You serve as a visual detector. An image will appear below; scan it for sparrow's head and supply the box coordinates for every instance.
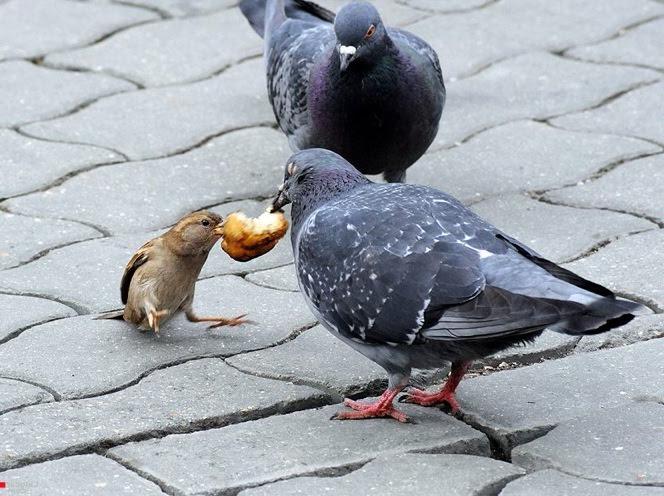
[334,1,387,72]
[272,149,369,225]
[168,210,224,255]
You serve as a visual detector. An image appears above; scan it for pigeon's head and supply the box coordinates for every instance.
[272,149,369,221]
[334,1,387,72]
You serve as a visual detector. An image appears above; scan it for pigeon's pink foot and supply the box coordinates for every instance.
[331,388,411,423]
[400,360,470,414]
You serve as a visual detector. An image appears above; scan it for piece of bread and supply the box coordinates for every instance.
[221,211,289,261]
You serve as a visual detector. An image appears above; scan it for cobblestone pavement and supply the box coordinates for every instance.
[1,0,663,494]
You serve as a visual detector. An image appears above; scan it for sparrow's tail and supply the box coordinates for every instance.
[93,310,125,321]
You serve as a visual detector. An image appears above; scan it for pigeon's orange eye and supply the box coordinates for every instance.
[365,24,376,38]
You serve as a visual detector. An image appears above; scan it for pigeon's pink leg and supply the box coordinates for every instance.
[332,387,411,423]
[400,360,471,413]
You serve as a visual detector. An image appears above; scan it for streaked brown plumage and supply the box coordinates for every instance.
[99,211,249,334]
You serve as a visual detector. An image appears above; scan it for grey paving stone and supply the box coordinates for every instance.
[227,325,385,397]
[546,154,664,223]
[552,81,664,145]
[576,314,664,353]
[46,9,262,87]
[121,0,236,17]
[6,128,289,234]
[0,61,134,127]
[475,332,580,369]
[0,378,53,414]
[0,294,76,342]
[512,402,664,485]
[0,0,156,61]
[409,120,658,202]
[567,18,664,71]
[0,129,122,198]
[500,469,664,496]
[245,264,298,292]
[323,0,425,26]
[0,454,167,496]
[0,211,101,270]
[408,0,663,79]
[0,359,327,471]
[455,339,664,453]
[564,230,664,310]
[0,276,315,398]
[108,403,489,496]
[22,59,275,160]
[240,453,525,496]
[397,0,491,13]
[470,193,654,263]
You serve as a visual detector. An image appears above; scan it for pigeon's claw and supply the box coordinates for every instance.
[399,387,460,413]
[331,388,412,423]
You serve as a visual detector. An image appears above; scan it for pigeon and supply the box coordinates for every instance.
[272,149,643,422]
[239,0,446,183]
[96,211,250,334]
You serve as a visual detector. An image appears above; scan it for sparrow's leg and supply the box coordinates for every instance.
[145,305,169,335]
[184,309,252,329]
[399,360,471,413]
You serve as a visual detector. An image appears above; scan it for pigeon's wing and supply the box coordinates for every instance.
[389,27,445,91]
[120,240,154,305]
[291,0,335,22]
[295,191,486,345]
[240,0,333,37]
[266,22,333,149]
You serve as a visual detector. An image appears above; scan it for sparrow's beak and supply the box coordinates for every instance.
[339,45,357,72]
[213,221,226,237]
[271,184,290,212]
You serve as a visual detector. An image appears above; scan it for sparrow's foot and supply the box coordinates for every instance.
[147,309,169,335]
[207,314,253,329]
[399,387,460,413]
[331,388,412,423]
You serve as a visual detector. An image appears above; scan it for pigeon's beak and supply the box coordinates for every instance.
[339,45,357,72]
[271,184,290,212]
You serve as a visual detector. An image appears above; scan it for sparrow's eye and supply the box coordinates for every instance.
[365,24,376,38]
[201,219,210,227]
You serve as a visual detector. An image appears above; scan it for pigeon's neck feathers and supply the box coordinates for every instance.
[292,169,370,228]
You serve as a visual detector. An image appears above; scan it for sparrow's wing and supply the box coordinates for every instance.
[120,240,154,305]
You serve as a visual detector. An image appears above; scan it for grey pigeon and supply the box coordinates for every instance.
[272,149,643,422]
[239,0,445,183]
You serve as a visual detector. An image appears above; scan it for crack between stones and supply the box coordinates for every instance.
[0,202,110,237]
[559,51,664,75]
[240,268,300,292]
[109,0,171,19]
[37,59,146,89]
[543,118,664,150]
[532,466,664,488]
[394,0,500,17]
[0,290,85,315]
[0,315,71,346]
[0,375,62,402]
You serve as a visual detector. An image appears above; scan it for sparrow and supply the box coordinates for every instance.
[97,211,250,334]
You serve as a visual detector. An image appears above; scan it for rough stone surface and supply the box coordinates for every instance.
[456,339,664,452]
[408,0,664,79]
[567,18,664,71]
[409,120,659,202]
[6,128,290,234]
[501,469,664,496]
[0,378,53,414]
[513,402,664,485]
[0,278,315,398]
[430,53,658,150]
[46,9,262,87]
[22,59,274,160]
[565,230,664,310]
[576,314,664,353]
[546,154,664,224]
[0,359,327,470]
[0,294,76,342]
[0,211,101,270]
[120,0,239,17]
[0,129,122,198]
[323,0,425,26]
[552,81,664,145]
[240,454,525,496]
[474,332,580,369]
[0,455,167,495]
[0,0,157,61]
[108,403,489,496]
[0,60,134,127]
[470,193,654,263]
[245,264,298,292]
[397,0,491,13]
[228,325,385,397]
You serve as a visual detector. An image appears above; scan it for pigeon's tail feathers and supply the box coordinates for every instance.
[239,0,333,38]
[551,296,643,336]
[93,310,125,321]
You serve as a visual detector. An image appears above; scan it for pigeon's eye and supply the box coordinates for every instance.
[201,219,210,227]
[365,24,376,38]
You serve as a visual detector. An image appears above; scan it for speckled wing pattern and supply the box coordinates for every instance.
[266,21,334,150]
